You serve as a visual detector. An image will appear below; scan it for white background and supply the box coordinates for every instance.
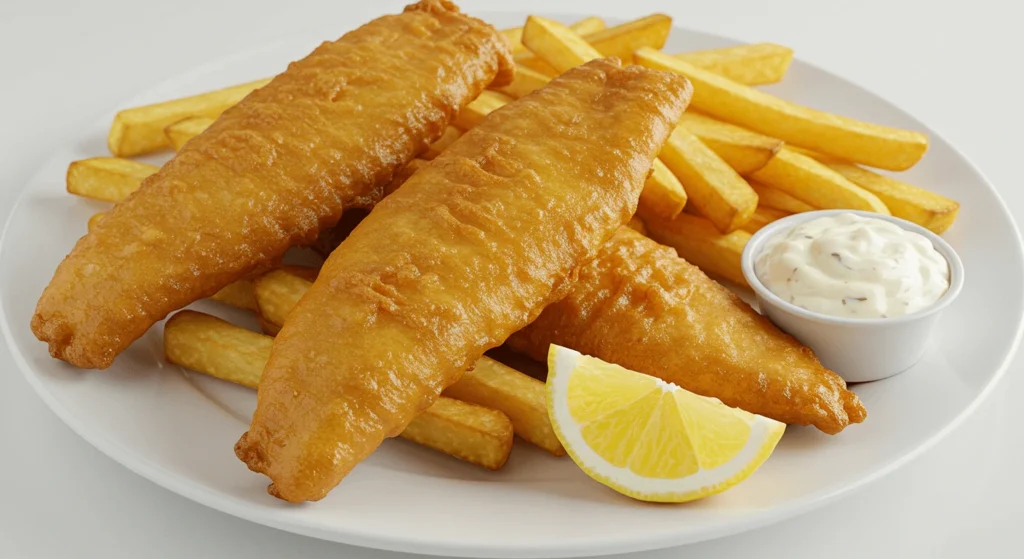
[0,0,1019,557]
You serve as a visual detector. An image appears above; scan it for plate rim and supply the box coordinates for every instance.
[2,16,1022,558]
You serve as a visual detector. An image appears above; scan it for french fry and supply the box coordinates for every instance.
[213,266,315,313]
[164,311,274,388]
[626,216,647,236]
[657,126,758,233]
[453,91,511,130]
[108,78,270,157]
[520,21,687,220]
[823,162,960,233]
[444,357,565,456]
[165,116,214,150]
[678,113,782,175]
[494,64,551,99]
[252,268,318,327]
[785,145,845,163]
[676,43,794,86]
[749,181,815,213]
[521,16,603,74]
[398,397,513,470]
[209,279,259,312]
[87,212,106,232]
[501,27,528,55]
[739,206,790,234]
[644,212,750,286]
[66,158,157,203]
[565,16,606,38]
[423,126,462,159]
[637,158,687,219]
[750,148,890,213]
[517,15,665,75]
[515,17,606,75]
[257,315,281,336]
[504,16,606,57]
[584,14,672,60]
[634,48,929,171]
[164,311,512,470]
[254,269,560,454]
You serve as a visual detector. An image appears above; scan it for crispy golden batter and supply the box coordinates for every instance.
[31,0,513,369]
[235,58,693,502]
[508,228,866,434]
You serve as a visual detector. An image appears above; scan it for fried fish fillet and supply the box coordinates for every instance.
[32,0,513,369]
[235,58,693,502]
[508,227,866,434]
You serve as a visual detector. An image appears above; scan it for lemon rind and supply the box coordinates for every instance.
[547,345,786,503]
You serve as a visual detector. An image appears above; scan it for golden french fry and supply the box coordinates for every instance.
[444,357,564,456]
[657,126,757,233]
[637,158,687,219]
[518,22,688,220]
[254,269,557,454]
[252,268,316,327]
[634,48,928,171]
[209,279,259,312]
[494,64,551,99]
[514,17,606,75]
[644,212,750,286]
[165,116,214,150]
[66,157,157,203]
[750,148,889,213]
[740,206,790,234]
[584,14,671,60]
[678,113,782,175]
[501,27,528,55]
[749,181,815,213]
[521,15,603,74]
[398,397,513,470]
[257,315,281,336]
[785,145,845,163]
[677,43,794,86]
[108,78,270,157]
[164,310,273,388]
[504,16,605,58]
[163,311,512,470]
[87,212,106,232]
[626,216,647,236]
[453,91,512,130]
[423,126,462,160]
[823,163,960,233]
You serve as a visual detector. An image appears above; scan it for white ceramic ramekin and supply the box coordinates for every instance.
[741,210,964,383]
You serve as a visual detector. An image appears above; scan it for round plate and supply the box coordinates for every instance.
[2,13,1021,559]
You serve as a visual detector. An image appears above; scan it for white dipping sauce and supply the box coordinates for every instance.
[754,213,950,319]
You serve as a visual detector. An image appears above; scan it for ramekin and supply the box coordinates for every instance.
[741,210,964,383]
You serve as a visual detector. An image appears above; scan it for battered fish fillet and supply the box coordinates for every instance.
[508,227,867,434]
[235,58,693,502]
[31,0,513,368]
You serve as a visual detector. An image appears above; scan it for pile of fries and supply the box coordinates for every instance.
[65,12,959,471]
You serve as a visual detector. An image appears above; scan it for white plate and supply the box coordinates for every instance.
[1,12,1021,559]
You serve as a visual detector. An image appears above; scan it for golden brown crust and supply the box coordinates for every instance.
[235,58,692,502]
[508,227,867,434]
[32,2,512,368]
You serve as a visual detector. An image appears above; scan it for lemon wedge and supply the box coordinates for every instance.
[547,345,785,503]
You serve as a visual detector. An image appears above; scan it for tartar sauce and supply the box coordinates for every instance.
[754,213,949,319]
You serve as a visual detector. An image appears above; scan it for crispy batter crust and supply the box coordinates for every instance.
[32,0,513,368]
[509,227,867,434]
[236,58,693,502]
